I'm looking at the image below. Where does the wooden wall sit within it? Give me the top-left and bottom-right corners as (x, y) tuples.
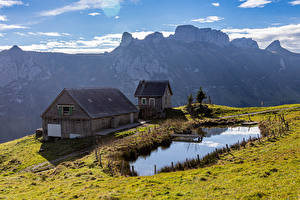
(43, 112), (139, 140)
(91, 112), (138, 133)
(138, 97), (163, 112)
(42, 91), (89, 120)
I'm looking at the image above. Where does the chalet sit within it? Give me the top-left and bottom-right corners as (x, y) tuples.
(41, 88), (138, 140)
(134, 80), (173, 118)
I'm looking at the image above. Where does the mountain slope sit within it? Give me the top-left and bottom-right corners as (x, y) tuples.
(0, 105), (299, 199)
(0, 25), (300, 142)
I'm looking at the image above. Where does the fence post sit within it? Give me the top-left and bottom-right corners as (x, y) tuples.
(95, 149), (98, 162)
(99, 152), (102, 167)
(121, 160), (124, 175)
(197, 154), (200, 163)
(154, 165), (156, 175)
(131, 165), (134, 176)
(171, 162), (174, 171)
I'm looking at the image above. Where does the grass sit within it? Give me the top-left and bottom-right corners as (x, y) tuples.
(173, 103), (300, 120)
(114, 125), (156, 138)
(0, 104), (299, 199)
(0, 135), (95, 176)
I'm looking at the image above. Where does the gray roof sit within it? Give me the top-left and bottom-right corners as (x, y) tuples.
(134, 80), (173, 97)
(66, 88), (138, 118)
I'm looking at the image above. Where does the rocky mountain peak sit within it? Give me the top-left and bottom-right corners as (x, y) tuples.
(231, 38), (259, 49)
(9, 45), (23, 52)
(120, 32), (133, 47)
(266, 40), (282, 51)
(266, 40), (293, 55)
(144, 32), (164, 43)
(172, 25), (230, 47)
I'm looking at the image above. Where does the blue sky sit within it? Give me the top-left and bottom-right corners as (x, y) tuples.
(0, 0), (300, 53)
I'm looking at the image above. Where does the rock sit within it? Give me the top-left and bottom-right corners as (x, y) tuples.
(231, 38), (259, 49)
(9, 45), (23, 52)
(266, 40), (293, 55)
(144, 32), (164, 43)
(120, 32), (133, 47)
(172, 25), (230, 46)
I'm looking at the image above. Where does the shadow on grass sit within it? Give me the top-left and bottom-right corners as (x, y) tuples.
(165, 108), (188, 121)
(37, 136), (97, 166)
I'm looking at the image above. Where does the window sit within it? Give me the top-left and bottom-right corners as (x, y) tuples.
(57, 105), (74, 116)
(63, 106), (70, 115)
(141, 98), (147, 105)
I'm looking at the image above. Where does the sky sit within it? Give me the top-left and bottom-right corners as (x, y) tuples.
(0, 0), (300, 53)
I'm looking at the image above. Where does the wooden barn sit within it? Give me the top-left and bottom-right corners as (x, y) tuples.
(41, 88), (138, 140)
(134, 80), (173, 119)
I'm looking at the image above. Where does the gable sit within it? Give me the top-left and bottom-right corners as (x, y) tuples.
(134, 80), (173, 97)
(41, 90), (90, 119)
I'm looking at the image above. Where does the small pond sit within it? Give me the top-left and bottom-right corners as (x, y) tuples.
(130, 126), (260, 176)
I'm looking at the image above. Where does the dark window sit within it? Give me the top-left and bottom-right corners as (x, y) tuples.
(141, 98), (147, 105)
(63, 106), (70, 115)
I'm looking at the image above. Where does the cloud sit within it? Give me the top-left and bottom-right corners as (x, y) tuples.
(238, 0), (272, 8)
(191, 16), (224, 23)
(0, 31), (174, 54)
(115, 15), (119, 19)
(0, 23), (26, 31)
(163, 24), (179, 27)
(0, 15), (7, 21)
(40, 0), (121, 17)
(0, 0), (23, 8)
(88, 12), (100, 16)
(14, 32), (26, 36)
(0, 33), (4, 37)
(222, 23), (300, 52)
(212, 2), (220, 7)
(289, 0), (300, 5)
(28, 32), (71, 37)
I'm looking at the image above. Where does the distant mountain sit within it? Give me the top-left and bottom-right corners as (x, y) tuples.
(0, 25), (299, 142)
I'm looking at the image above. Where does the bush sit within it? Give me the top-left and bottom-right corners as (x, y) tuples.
(192, 104), (213, 117)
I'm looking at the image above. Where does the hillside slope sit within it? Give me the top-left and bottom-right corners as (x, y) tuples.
(1, 25), (300, 143)
(0, 105), (299, 199)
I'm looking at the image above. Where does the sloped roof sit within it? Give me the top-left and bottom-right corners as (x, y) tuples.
(65, 88), (138, 118)
(134, 80), (173, 97)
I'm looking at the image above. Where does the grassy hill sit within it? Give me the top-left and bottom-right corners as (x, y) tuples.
(0, 104), (299, 199)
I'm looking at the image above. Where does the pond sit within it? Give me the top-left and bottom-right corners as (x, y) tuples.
(130, 126), (260, 176)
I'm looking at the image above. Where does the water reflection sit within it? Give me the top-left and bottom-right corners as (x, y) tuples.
(130, 126), (260, 176)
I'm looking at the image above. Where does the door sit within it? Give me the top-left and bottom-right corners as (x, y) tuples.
(48, 124), (61, 137)
(130, 113), (134, 123)
(149, 98), (155, 107)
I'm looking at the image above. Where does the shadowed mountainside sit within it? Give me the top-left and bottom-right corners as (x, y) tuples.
(0, 25), (299, 142)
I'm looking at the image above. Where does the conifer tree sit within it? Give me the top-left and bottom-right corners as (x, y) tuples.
(196, 87), (207, 104)
(187, 94), (193, 113)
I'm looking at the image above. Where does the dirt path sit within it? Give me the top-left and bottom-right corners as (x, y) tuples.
(219, 106), (300, 119)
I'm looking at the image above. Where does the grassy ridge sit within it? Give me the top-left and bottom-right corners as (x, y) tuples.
(0, 105), (299, 199)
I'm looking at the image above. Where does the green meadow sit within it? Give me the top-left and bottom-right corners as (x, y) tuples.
(0, 104), (299, 199)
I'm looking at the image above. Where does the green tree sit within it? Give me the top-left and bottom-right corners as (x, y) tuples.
(196, 87), (207, 104)
(186, 94), (194, 113)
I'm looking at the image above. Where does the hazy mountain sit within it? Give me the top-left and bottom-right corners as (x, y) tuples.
(0, 25), (299, 142)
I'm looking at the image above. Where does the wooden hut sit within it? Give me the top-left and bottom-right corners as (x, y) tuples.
(41, 88), (138, 140)
(134, 80), (173, 118)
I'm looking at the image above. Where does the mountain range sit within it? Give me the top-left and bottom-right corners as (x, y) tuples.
(0, 25), (299, 142)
